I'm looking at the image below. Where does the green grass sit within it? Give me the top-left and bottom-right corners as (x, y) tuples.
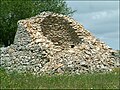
(0, 67), (119, 89)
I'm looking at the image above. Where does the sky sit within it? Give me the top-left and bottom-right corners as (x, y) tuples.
(66, 1), (119, 50)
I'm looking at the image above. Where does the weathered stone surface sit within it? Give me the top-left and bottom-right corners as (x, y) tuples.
(0, 11), (119, 75)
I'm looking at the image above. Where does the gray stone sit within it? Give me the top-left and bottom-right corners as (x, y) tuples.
(0, 11), (119, 75)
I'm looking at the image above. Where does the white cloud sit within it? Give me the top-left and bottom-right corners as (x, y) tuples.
(91, 9), (119, 24)
(66, 1), (119, 14)
(92, 11), (107, 20)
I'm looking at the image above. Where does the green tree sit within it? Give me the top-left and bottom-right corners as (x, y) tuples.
(0, 0), (75, 47)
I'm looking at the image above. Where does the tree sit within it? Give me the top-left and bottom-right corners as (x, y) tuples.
(0, 0), (75, 47)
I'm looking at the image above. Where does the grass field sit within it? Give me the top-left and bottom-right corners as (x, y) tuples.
(0, 67), (119, 89)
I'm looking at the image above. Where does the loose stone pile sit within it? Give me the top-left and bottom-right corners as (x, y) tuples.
(0, 12), (119, 75)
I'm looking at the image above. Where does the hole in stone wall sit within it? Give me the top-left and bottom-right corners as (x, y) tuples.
(111, 52), (115, 56)
(31, 50), (33, 52)
(71, 45), (74, 48)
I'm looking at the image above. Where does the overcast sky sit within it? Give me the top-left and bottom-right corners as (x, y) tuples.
(66, 1), (119, 50)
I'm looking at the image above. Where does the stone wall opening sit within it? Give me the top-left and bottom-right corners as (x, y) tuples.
(71, 45), (75, 48)
(41, 15), (80, 48)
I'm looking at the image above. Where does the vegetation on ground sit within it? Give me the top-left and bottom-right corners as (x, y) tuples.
(0, 67), (119, 89)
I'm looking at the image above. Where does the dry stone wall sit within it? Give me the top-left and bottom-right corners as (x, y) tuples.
(0, 12), (119, 75)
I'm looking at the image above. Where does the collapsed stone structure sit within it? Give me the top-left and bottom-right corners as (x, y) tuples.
(0, 12), (119, 75)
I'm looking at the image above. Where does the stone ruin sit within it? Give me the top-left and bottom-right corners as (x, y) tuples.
(0, 12), (119, 75)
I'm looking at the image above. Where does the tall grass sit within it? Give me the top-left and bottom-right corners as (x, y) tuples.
(0, 67), (119, 89)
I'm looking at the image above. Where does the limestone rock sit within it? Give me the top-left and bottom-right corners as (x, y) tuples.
(0, 11), (119, 75)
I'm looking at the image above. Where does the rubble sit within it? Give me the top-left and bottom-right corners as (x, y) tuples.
(0, 11), (119, 75)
